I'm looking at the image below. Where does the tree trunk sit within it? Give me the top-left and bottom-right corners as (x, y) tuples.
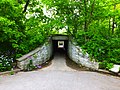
(23, 0), (30, 13)
(89, 0), (95, 24)
(83, 0), (87, 42)
(109, 17), (111, 35)
(112, 4), (116, 34)
(73, 14), (78, 37)
(18, 0), (22, 3)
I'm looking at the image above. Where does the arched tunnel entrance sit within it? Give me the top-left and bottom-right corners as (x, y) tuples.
(48, 34), (87, 71)
(52, 40), (68, 55)
(51, 35), (69, 57)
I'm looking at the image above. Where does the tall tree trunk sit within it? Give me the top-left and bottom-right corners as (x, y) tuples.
(112, 18), (115, 34)
(112, 4), (116, 34)
(84, 0), (87, 32)
(89, 0), (95, 23)
(67, 26), (72, 36)
(18, 0), (22, 3)
(73, 14), (78, 37)
(109, 17), (111, 36)
(23, 0), (30, 13)
(84, 0), (87, 42)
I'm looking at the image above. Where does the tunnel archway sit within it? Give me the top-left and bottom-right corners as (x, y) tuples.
(51, 35), (69, 56)
(52, 40), (68, 54)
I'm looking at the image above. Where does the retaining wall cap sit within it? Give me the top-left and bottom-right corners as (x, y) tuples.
(109, 65), (120, 73)
(16, 47), (42, 61)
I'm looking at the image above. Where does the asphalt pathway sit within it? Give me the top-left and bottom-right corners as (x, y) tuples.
(0, 52), (120, 90)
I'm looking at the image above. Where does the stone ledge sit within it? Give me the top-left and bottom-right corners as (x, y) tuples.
(109, 65), (120, 73)
(16, 43), (50, 62)
(97, 69), (120, 77)
(17, 47), (42, 62)
(0, 69), (21, 75)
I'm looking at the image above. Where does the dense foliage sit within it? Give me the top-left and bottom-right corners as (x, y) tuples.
(0, 0), (48, 71)
(0, 55), (13, 72)
(41, 0), (120, 68)
(0, 0), (120, 71)
(0, 0), (47, 59)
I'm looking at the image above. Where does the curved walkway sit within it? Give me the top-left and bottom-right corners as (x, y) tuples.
(42, 53), (75, 71)
(0, 52), (120, 90)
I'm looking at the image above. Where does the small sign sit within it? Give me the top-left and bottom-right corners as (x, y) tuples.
(58, 41), (64, 48)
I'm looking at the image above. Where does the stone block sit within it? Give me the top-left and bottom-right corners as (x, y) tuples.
(109, 65), (120, 73)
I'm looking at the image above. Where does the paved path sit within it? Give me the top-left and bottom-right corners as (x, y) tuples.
(0, 52), (120, 90)
(42, 53), (75, 71)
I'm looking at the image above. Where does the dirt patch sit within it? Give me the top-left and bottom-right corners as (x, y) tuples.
(65, 56), (91, 71)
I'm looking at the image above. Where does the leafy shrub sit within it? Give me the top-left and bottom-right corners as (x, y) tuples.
(99, 62), (113, 70)
(0, 55), (13, 72)
(76, 27), (120, 70)
(26, 60), (36, 71)
(10, 70), (14, 75)
(99, 62), (108, 69)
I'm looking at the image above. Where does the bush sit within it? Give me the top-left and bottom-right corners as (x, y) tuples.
(0, 55), (13, 72)
(76, 28), (120, 70)
(99, 62), (113, 70)
(25, 60), (36, 71)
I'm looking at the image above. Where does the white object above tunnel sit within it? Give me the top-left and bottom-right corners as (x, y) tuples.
(58, 41), (64, 48)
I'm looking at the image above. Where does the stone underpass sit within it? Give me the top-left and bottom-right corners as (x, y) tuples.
(0, 48), (120, 90)
(0, 35), (120, 90)
(16, 35), (98, 71)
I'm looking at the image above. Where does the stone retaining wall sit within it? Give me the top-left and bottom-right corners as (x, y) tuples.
(17, 36), (99, 70)
(16, 41), (52, 70)
(68, 41), (99, 70)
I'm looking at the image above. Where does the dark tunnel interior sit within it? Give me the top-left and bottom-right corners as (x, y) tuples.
(52, 40), (68, 56)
